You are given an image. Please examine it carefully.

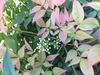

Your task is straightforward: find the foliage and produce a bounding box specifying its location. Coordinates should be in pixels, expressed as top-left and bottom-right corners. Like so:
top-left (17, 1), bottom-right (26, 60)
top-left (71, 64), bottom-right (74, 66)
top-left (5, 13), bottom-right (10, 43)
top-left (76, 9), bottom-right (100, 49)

top-left (0, 0), bottom-right (100, 75)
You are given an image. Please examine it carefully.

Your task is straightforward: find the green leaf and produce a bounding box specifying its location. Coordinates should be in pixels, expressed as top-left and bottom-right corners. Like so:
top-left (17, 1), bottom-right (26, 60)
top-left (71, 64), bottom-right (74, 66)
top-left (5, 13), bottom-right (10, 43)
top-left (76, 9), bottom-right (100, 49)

top-left (80, 59), bottom-right (94, 75)
top-left (72, 0), bottom-right (84, 23)
top-left (87, 2), bottom-right (100, 11)
top-left (65, 50), bottom-right (77, 62)
top-left (97, 12), bottom-right (100, 19)
top-left (87, 44), bottom-right (100, 67)
top-left (68, 57), bottom-right (81, 66)
top-left (81, 51), bottom-right (89, 57)
top-left (74, 30), bottom-right (93, 40)
top-left (3, 48), bottom-right (16, 75)
top-left (18, 45), bottom-right (25, 58)
top-left (78, 0), bottom-right (87, 4)
top-left (88, 11), bottom-right (97, 17)
top-left (43, 71), bottom-right (52, 75)
top-left (77, 44), bottom-right (92, 52)
top-left (78, 18), bottom-right (99, 30)
top-left (43, 61), bottom-right (53, 67)
top-left (53, 67), bottom-right (66, 75)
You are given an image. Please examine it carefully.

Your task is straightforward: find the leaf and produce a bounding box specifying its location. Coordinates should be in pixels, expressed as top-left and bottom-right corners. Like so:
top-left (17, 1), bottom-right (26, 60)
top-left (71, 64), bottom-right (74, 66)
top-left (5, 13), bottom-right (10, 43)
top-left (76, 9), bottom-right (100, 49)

top-left (15, 60), bottom-right (20, 70)
top-left (78, 18), bottom-right (99, 30)
top-left (77, 44), bottom-right (92, 52)
top-left (59, 31), bottom-right (67, 44)
top-left (55, 7), bottom-right (59, 22)
top-left (37, 28), bottom-right (46, 35)
top-left (65, 50), bottom-right (77, 63)
top-left (23, 71), bottom-right (30, 75)
top-left (81, 51), bottom-right (89, 57)
top-left (80, 59), bottom-right (94, 75)
top-left (53, 67), bottom-right (66, 75)
top-left (0, 64), bottom-right (2, 69)
top-left (0, 0), bottom-right (4, 16)
top-left (72, 0), bottom-right (84, 23)
top-left (39, 0), bottom-right (45, 5)
top-left (87, 44), bottom-right (100, 67)
top-left (41, 31), bottom-right (49, 40)
top-left (36, 18), bottom-right (45, 27)
top-left (18, 45), bottom-right (25, 58)
top-left (51, 11), bottom-right (56, 26)
top-left (11, 58), bottom-right (19, 66)
top-left (32, 0), bottom-right (40, 4)
top-left (33, 66), bottom-right (42, 75)
top-left (64, 7), bottom-right (69, 22)
top-left (43, 61), bottom-right (53, 67)
top-left (37, 51), bottom-right (46, 62)
top-left (30, 5), bottom-right (41, 14)
top-left (68, 56), bottom-right (81, 66)
top-left (24, 38), bottom-right (32, 50)
top-left (87, 2), bottom-right (100, 11)
top-left (3, 48), bottom-right (16, 75)
top-left (57, 0), bottom-right (66, 6)
top-left (46, 54), bottom-right (58, 61)
top-left (74, 30), bottom-right (93, 40)
top-left (88, 11), bottom-right (97, 17)
top-left (43, 71), bottom-right (52, 75)
top-left (32, 10), bottom-right (46, 23)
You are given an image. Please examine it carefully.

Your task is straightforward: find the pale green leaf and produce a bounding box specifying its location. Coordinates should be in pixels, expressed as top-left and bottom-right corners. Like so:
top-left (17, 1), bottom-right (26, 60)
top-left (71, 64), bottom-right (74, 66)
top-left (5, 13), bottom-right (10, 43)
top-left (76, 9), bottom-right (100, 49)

top-left (81, 51), bottom-right (89, 57)
top-left (43, 61), bottom-right (53, 67)
top-left (65, 50), bottom-right (77, 62)
top-left (53, 67), bottom-right (66, 75)
top-left (68, 57), bottom-right (81, 66)
top-left (87, 2), bottom-right (100, 11)
top-left (79, 18), bottom-right (99, 30)
top-left (74, 30), bottom-right (93, 40)
top-left (80, 59), bottom-right (94, 75)
top-left (72, 0), bottom-right (84, 23)
top-left (77, 44), bottom-right (92, 52)
top-left (87, 44), bottom-right (100, 67)
top-left (18, 45), bottom-right (25, 58)
top-left (43, 71), bottom-right (52, 75)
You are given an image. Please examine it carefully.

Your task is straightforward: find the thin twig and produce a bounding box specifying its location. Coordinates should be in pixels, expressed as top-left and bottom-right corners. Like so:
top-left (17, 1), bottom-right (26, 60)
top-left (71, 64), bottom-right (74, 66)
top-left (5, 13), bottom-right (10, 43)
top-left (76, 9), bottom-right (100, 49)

top-left (72, 65), bottom-right (78, 75)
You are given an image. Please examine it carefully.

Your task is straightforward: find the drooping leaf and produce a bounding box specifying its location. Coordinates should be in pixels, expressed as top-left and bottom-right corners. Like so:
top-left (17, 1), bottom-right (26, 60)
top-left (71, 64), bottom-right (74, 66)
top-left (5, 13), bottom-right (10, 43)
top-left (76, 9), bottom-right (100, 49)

top-left (37, 51), bottom-right (46, 62)
top-left (87, 44), bottom-right (100, 67)
top-left (30, 5), bottom-right (41, 14)
top-left (41, 31), bottom-right (49, 40)
top-left (46, 54), bottom-right (58, 61)
top-left (87, 2), bottom-right (100, 11)
top-left (53, 67), bottom-right (66, 75)
top-left (78, 18), bottom-right (99, 30)
top-left (3, 48), bottom-right (16, 75)
top-left (74, 30), bottom-right (93, 40)
top-left (65, 50), bottom-right (77, 63)
top-left (77, 44), bottom-right (92, 52)
top-left (80, 59), bottom-right (94, 75)
top-left (43, 71), bottom-right (52, 75)
top-left (68, 56), bottom-right (81, 66)
top-left (24, 38), bottom-right (32, 51)
top-left (32, 10), bottom-right (46, 23)
top-left (72, 0), bottom-right (84, 23)
top-left (18, 45), bottom-right (25, 58)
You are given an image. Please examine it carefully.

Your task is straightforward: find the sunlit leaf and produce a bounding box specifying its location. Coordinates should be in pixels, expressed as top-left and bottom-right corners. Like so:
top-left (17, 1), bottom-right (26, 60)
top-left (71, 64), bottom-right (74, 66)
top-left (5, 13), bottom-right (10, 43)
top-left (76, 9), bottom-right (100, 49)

top-left (43, 71), bottom-right (52, 75)
top-left (78, 18), bottom-right (99, 30)
top-left (46, 54), bottom-right (58, 61)
top-left (3, 48), bottom-right (16, 75)
top-left (72, 0), bottom-right (84, 23)
top-left (74, 30), bottom-right (93, 40)
top-left (53, 67), bottom-right (66, 75)
top-left (87, 2), bottom-right (100, 11)
top-left (81, 51), bottom-right (89, 57)
top-left (87, 44), bottom-right (100, 67)
top-left (80, 59), bottom-right (94, 75)
top-left (32, 0), bottom-right (40, 4)
top-left (18, 45), bottom-right (25, 58)
top-left (68, 56), bottom-right (81, 66)
top-left (30, 5), bottom-right (41, 14)
top-left (65, 50), bottom-right (77, 63)
top-left (32, 10), bottom-right (46, 23)
top-left (0, 0), bottom-right (4, 16)
top-left (77, 44), bottom-right (92, 52)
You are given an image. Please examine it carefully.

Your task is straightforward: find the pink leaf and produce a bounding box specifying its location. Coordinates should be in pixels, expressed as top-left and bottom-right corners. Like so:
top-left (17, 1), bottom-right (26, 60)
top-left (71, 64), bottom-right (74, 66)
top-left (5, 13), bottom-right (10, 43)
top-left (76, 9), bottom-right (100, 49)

top-left (51, 11), bottom-right (56, 26)
top-left (55, 7), bottom-right (59, 22)
top-left (58, 0), bottom-right (66, 6)
top-left (24, 38), bottom-right (32, 50)
top-left (32, 0), bottom-right (40, 4)
top-left (51, 0), bottom-right (58, 6)
top-left (18, 45), bottom-right (25, 58)
top-left (0, 19), bottom-right (7, 35)
top-left (15, 60), bottom-right (20, 70)
top-left (46, 54), bottom-right (58, 61)
top-left (69, 13), bottom-right (74, 22)
top-left (0, 64), bottom-right (2, 69)
top-left (64, 7), bottom-right (69, 22)
top-left (41, 31), bottom-right (49, 40)
top-left (37, 28), bottom-right (46, 35)
top-left (0, 0), bottom-right (4, 16)
top-left (40, 0), bottom-right (45, 5)
top-left (29, 5), bottom-right (41, 14)
top-left (59, 31), bottom-right (67, 44)
top-left (36, 18), bottom-right (45, 27)
top-left (32, 10), bottom-right (46, 23)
